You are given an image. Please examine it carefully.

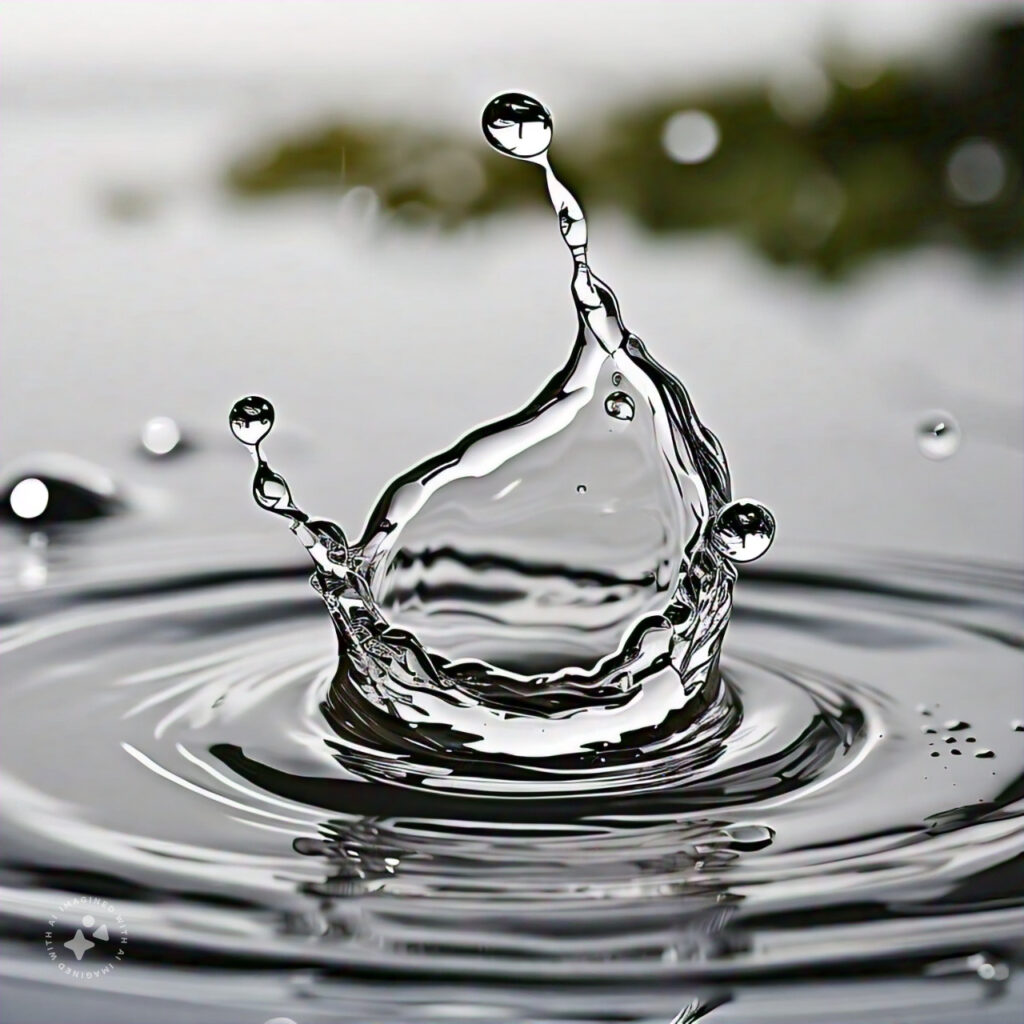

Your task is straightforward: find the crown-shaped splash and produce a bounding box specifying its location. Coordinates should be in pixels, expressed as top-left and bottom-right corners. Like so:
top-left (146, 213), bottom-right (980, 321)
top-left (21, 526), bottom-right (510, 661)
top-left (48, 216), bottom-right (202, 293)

top-left (229, 93), bottom-right (774, 765)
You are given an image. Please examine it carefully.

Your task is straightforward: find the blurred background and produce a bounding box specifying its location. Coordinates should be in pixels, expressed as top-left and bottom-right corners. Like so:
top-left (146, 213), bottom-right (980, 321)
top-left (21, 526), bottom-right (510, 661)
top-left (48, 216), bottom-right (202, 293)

top-left (0, 0), bottom-right (1021, 566)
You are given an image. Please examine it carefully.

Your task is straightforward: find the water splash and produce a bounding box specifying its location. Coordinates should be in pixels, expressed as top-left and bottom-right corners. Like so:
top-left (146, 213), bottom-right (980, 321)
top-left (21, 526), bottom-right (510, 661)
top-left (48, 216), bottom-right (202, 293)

top-left (229, 93), bottom-right (774, 764)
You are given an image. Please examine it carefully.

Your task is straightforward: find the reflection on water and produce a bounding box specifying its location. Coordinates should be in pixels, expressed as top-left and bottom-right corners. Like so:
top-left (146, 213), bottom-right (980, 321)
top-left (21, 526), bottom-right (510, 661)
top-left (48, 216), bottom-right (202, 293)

top-left (0, 537), bottom-right (1021, 1022)
top-left (0, 9), bottom-right (1022, 1024)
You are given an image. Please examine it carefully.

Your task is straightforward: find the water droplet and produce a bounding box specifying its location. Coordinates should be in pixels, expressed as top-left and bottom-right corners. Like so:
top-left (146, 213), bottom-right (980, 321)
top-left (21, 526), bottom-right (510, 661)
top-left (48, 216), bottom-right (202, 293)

top-left (944, 736), bottom-right (958, 744)
top-left (8, 478), bottom-right (48, 519)
top-left (930, 751), bottom-right (940, 757)
top-left (712, 499), bottom-right (776, 563)
top-left (604, 391), bottom-right (635, 421)
top-left (1, 455), bottom-right (122, 524)
top-left (1011, 720), bottom-right (1024, 732)
top-left (944, 720), bottom-right (969, 731)
top-left (921, 725), bottom-right (936, 734)
top-left (946, 138), bottom-right (1007, 205)
top-left (916, 410), bottom-right (960, 460)
top-left (975, 749), bottom-right (995, 759)
top-left (576, 484), bottom-right (587, 494)
top-left (661, 110), bottom-right (720, 164)
top-left (229, 396), bottom-right (274, 447)
top-left (481, 93), bottom-right (552, 160)
top-left (950, 748), bottom-right (962, 756)
top-left (611, 372), bottom-right (622, 387)
top-left (140, 416), bottom-right (182, 457)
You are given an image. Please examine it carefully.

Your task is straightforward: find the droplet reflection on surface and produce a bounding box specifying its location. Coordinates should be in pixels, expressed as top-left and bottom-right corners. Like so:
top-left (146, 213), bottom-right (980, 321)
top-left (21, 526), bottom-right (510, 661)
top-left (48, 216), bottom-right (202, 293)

top-left (916, 410), bottom-right (961, 460)
top-left (140, 416), bottom-right (182, 457)
top-left (661, 110), bottom-right (720, 164)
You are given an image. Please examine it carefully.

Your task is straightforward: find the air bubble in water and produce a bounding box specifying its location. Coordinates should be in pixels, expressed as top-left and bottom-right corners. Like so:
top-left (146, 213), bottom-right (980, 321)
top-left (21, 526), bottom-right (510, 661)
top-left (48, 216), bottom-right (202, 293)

top-left (140, 416), bottom-right (182, 457)
top-left (229, 397), bottom-right (275, 447)
top-left (712, 499), bottom-right (776, 562)
top-left (481, 93), bottom-right (552, 160)
top-left (916, 411), bottom-right (960, 460)
top-left (604, 391), bottom-right (635, 421)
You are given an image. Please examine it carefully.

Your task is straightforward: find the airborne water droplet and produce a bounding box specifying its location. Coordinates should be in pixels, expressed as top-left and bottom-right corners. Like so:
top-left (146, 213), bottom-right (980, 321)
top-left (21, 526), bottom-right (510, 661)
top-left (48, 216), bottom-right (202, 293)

top-left (712, 499), bottom-right (776, 562)
top-left (916, 410), bottom-right (960, 460)
top-left (229, 396), bottom-right (275, 447)
top-left (481, 93), bottom-right (552, 160)
top-left (140, 416), bottom-right (182, 457)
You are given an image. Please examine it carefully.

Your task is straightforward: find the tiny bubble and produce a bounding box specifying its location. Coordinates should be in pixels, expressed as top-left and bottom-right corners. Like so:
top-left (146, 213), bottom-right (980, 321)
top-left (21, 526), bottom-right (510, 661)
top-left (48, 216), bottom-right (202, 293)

top-left (577, 484), bottom-right (587, 494)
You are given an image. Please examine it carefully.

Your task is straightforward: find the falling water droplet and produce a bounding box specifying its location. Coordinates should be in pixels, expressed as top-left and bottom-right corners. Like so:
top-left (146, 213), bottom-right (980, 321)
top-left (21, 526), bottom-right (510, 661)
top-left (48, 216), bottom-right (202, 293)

top-left (712, 499), bottom-right (776, 563)
top-left (229, 396), bottom-right (275, 447)
top-left (916, 411), bottom-right (960, 460)
top-left (140, 416), bottom-right (182, 457)
top-left (481, 93), bottom-right (552, 160)
top-left (604, 391), bottom-right (635, 421)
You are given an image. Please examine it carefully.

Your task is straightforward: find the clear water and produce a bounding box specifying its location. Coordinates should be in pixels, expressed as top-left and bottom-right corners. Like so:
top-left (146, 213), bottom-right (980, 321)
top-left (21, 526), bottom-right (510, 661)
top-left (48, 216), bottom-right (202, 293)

top-left (0, 95), bottom-right (1022, 1024)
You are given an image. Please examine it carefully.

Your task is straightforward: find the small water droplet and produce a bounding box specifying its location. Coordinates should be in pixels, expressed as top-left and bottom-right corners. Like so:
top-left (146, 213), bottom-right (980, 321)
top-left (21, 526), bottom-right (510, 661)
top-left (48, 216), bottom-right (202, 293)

top-left (944, 736), bottom-right (958, 744)
top-left (950, 748), bottom-right (962, 756)
top-left (917, 704), bottom-right (932, 715)
top-left (611, 371), bottom-right (622, 386)
top-left (481, 93), bottom-right (552, 160)
top-left (8, 477), bottom-right (48, 519)
top-left (230, 396), bottom-right (274, 447)
top-left (1012, 720), bottom-right (1024, 732)
top-left (975, 749), bottom-right (995, 759)
top-left (576, 484), bottom-right (587, 494)
top-left (604, 391), bottom-right (635, 421)
top-left (140, 415), bottom-right (182, 457)
top-left (916, 411), bottom-right (960, 460)
top-left (944, 720), bottom-right (969, 731)
top-left (2, 456), bottom-right (122, 524)
top-left (712, 499), bottom-right (776, 563)
top-left (661, 110), bottom-right (720, 164)
top-left (930, 751), bottom-right (940, 757)
top-left (921, 725), bottom-right (937, 734)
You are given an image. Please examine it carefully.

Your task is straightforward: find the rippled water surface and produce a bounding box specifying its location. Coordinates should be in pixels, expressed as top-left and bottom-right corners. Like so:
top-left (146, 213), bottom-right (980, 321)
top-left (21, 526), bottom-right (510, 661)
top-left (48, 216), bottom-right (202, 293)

top-left (1, 528), bottom-right (1021, 1023)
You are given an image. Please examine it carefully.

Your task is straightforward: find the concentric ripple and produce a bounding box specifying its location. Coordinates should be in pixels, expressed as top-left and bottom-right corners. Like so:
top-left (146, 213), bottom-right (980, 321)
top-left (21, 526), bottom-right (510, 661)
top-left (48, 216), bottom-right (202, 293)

top-left (0, 540), bottom-right (1021, 1024)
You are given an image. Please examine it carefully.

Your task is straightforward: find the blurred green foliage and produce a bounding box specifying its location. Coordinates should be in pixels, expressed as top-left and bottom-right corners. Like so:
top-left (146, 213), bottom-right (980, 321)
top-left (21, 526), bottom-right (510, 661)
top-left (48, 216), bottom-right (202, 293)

top-left (226, 17), bottom-right (1023, 277)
